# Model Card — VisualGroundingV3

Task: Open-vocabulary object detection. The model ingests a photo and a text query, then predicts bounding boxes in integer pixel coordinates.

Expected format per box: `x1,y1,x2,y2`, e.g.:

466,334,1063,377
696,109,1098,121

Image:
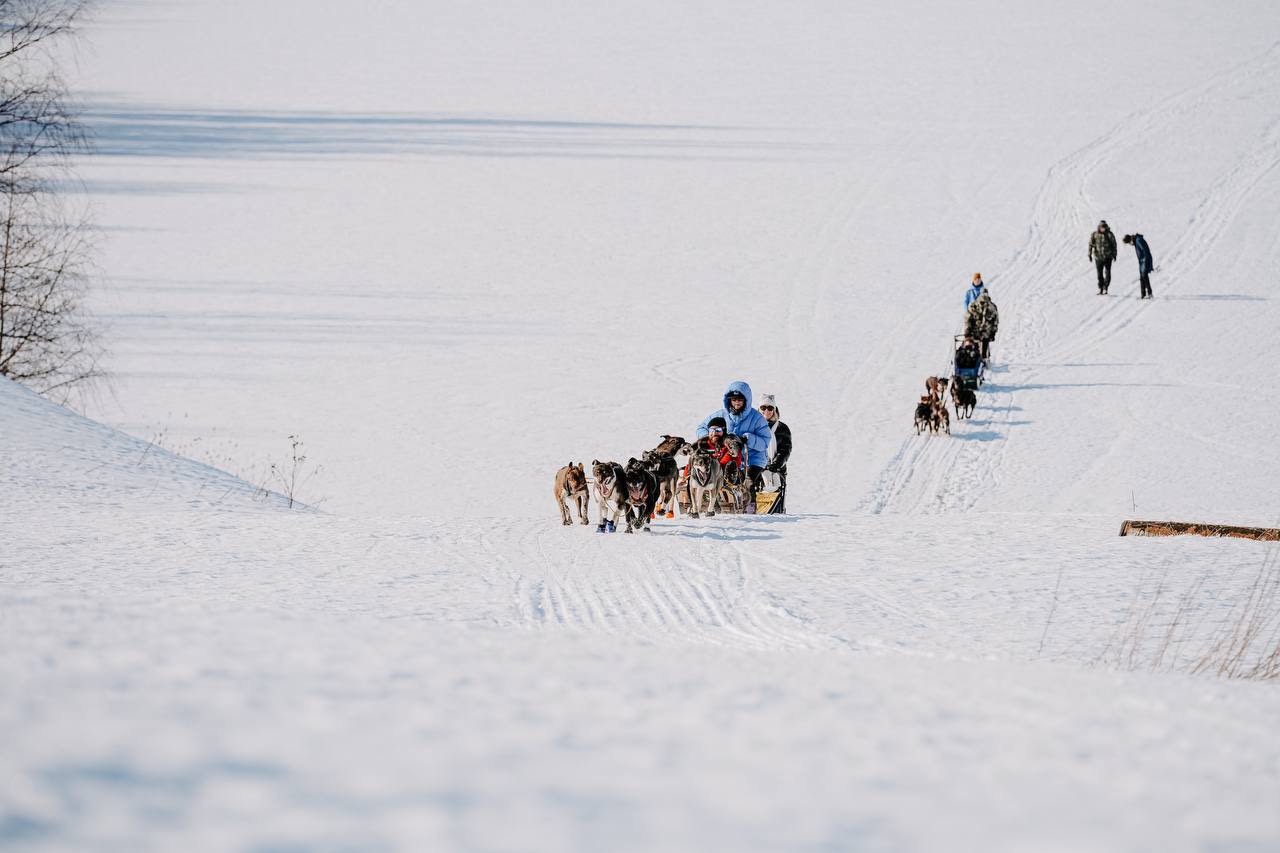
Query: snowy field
4,0,1280,849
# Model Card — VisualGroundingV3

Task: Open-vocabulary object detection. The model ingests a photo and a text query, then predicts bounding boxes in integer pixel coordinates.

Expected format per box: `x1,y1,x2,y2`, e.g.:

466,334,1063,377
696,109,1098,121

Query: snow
3,0,1280,849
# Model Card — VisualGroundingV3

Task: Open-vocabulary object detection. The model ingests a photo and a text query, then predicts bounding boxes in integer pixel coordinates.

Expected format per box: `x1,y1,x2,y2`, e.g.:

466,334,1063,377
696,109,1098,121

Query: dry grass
1096,544,1280,680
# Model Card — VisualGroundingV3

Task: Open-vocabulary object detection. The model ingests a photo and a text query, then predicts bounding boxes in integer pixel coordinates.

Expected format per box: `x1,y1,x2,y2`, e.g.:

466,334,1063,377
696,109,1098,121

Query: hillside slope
1,377,275,512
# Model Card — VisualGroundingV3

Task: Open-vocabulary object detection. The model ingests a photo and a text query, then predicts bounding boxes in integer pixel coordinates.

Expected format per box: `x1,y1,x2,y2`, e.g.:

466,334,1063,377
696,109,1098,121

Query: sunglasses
760,405,775,411
709,427,725,435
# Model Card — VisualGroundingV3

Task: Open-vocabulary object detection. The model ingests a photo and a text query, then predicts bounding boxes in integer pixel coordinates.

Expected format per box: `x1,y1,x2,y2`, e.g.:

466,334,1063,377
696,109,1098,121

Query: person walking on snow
964,273,986,310
1123,233,1155,299
696,381,773,501
758,394,791,514
1088,220,1118,294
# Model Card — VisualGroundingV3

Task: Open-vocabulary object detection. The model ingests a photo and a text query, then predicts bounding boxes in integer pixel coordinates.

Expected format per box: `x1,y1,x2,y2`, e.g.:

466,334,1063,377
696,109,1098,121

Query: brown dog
925,376,949,403
554,462,590,526
931,398,950,435
650,434,686,458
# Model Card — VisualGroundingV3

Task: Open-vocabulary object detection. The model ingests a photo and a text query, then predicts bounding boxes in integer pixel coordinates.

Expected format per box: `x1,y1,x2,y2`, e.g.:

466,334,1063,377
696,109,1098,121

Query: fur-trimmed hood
697,380,774,468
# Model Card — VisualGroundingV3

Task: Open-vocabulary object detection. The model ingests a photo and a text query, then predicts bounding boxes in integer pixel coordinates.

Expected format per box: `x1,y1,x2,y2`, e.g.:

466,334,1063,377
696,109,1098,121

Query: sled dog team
554,437,729,533
914,226,1155,434
913,274,999,435
555,382,791,531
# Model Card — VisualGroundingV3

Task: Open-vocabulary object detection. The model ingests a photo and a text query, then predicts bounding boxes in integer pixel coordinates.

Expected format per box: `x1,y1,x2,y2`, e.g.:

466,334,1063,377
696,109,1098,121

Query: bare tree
0,0,99,401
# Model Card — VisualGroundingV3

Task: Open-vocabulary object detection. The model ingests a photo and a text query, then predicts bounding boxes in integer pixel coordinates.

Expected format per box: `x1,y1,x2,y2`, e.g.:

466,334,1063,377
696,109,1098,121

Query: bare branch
0,0,99,400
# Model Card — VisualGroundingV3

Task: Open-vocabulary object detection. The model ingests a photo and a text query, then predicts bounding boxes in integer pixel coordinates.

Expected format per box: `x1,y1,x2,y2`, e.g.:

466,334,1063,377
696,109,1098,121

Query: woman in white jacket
758,394,791,513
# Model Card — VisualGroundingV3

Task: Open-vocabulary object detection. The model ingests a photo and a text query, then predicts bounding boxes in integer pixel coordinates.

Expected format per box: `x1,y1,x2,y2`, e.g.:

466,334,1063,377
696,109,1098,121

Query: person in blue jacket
696,380,774,496
1122,233,1154,299
964,273,986,310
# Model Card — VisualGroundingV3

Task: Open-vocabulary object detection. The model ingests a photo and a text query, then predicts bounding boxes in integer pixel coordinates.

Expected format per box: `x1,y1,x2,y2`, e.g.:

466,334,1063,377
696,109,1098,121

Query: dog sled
952,334,984,392
675,463,785,515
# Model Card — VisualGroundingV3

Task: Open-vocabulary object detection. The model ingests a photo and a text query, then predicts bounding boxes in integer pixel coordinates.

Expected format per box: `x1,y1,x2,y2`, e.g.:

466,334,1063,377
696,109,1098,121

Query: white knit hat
759,393,779,414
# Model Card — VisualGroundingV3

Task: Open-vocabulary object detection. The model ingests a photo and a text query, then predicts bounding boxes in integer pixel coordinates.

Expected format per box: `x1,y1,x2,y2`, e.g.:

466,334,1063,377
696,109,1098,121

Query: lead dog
951,381,976,419
686,443,724,518
915,395,934,434
931,398,951,435
925,376,949,402
624,458,659,532
554,462,590,526
591,460,630,533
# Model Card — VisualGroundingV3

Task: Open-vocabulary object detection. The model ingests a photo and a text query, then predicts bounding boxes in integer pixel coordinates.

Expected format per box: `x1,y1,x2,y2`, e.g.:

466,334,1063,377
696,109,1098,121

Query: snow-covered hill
3,1,1279,849
6,376,1280,850
1,376,273,512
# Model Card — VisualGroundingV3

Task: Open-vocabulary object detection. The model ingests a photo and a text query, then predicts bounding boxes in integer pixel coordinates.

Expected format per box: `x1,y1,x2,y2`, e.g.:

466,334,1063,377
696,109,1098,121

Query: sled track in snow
501,521,840,651
862,44,1280,515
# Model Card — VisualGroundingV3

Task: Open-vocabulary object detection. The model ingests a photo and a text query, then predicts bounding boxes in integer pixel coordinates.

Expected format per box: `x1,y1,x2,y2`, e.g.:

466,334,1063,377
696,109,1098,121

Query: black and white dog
591,460,630,533
624,458,659,533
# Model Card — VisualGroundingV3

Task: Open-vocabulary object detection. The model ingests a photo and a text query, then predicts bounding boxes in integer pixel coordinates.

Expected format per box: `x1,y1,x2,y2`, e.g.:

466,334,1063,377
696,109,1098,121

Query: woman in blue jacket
964,273,987,310
696,380,774,494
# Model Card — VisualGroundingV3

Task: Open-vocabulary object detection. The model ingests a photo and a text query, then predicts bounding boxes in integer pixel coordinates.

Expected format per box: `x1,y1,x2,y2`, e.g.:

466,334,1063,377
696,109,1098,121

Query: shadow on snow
81,104,848,169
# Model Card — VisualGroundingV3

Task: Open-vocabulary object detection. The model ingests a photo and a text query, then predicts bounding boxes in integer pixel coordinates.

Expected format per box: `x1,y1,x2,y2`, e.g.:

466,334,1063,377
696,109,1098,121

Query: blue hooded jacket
1132,234,1154,274
696,380,774,468
964,281,986,310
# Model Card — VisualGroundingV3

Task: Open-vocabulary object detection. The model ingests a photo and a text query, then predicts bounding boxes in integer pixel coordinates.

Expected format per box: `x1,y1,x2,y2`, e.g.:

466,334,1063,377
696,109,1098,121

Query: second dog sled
952,334,984,392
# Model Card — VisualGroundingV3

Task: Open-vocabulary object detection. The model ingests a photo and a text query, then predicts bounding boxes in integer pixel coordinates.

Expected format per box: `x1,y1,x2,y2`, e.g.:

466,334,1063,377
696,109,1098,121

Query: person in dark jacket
1123,233,1155,299
758,394,791,513
1088,220,1118,294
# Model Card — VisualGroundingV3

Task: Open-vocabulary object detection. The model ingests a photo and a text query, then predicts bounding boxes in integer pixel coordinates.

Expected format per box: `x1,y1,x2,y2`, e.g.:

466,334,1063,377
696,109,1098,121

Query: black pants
1095,258,1112,292
1140,270,1152,298
979,338,991,359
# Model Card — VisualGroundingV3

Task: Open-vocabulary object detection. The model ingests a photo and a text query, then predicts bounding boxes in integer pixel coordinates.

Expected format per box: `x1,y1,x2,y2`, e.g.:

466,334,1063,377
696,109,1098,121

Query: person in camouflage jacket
1088,220,1118,294
965,291,1000,358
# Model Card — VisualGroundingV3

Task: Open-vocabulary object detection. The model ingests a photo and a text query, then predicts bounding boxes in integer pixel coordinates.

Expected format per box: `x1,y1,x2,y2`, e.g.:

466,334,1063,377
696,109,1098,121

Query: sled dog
642,449,680,519
915,396,934,435
931,398,951,435
649,434,687,459
554,462,590,526
950,382,976,419
624,458,659,532
591,460,630,533
686,444,724,518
